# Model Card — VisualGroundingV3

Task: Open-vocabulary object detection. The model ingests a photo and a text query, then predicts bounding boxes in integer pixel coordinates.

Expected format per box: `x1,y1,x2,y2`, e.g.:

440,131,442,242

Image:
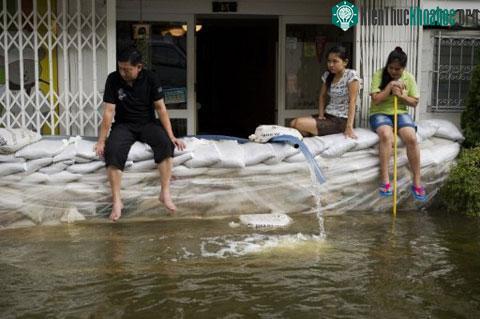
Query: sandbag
240,143,276,166
67,161,105,174
15,139,67,159
0,128,41,154
0,154,25,163
319,133,357,158
430,119,464,142
212,140,245,168
184,141,221,168
25,157,53,174
416,120,439,142
47,171,82,184
0,162,26,176
127,142,153,162
353,128,379,150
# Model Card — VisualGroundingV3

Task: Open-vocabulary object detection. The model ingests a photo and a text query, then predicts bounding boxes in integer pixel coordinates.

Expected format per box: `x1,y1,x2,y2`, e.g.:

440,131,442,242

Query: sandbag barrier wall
0,119,464,229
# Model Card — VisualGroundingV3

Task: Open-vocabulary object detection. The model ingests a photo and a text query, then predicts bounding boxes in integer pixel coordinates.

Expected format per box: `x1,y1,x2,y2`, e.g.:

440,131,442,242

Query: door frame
277,15,333,126
144,14,196,135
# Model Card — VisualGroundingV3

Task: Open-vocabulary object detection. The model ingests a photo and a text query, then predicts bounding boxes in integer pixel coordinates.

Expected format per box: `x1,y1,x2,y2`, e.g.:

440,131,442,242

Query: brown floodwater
0,210,479,318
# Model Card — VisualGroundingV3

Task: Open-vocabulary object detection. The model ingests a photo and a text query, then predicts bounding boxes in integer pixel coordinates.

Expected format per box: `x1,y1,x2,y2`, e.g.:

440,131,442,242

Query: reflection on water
1,211,480,318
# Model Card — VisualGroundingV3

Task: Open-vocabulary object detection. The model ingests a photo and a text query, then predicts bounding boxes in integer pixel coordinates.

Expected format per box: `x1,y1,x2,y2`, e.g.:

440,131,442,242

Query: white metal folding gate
0,0,111,136
355,0,421,127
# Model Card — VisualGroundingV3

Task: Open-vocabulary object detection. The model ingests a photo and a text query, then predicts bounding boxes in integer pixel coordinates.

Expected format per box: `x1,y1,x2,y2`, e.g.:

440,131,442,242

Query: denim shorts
369,113,416,132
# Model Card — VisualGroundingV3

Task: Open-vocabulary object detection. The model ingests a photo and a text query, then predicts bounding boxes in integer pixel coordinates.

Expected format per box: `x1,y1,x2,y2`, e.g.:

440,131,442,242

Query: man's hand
171,137,186,151
318,115,326,120
95,141,105,157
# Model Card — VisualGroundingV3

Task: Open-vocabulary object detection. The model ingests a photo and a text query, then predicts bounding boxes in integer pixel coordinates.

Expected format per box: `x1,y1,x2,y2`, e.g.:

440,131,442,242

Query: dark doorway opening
196,17,278,137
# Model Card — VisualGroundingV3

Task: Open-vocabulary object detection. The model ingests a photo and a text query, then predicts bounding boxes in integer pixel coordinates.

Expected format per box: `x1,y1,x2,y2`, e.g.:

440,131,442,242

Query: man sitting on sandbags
95,47,185,221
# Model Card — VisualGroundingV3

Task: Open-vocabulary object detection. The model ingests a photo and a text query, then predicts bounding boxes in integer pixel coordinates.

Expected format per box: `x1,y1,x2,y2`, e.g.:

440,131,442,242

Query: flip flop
379,183,393,197
411,185,427,202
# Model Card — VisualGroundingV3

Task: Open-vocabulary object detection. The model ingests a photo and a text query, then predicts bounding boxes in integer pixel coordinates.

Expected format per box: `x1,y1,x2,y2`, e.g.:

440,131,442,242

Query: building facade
0,0,479,137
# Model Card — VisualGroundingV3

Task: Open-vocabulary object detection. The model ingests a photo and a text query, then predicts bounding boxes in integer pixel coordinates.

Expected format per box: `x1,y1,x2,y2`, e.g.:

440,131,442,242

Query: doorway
196,17,278,137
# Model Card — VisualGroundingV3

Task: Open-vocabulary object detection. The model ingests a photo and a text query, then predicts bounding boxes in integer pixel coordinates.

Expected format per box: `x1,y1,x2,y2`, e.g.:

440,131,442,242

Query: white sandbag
128,159,157,172
430,142,461,165
21,172,49,184
25,157,53,174
420,149,435,167
74,156,94,164
264,143,300,165
0,128,41,154
127,142,153,161
15,139,67,159
67,161,105,174
430,119,464,142
284,152,306,163
75,139,98,159
0,162,26,176
0,154,25,163
212,140,245,168
47,171,82,184
248,125,303,143
39,162,69,174
184,141,221,168
173,137,202,156
416,120,439,142
241,142,276,166
303,137,327,155
319,133,357,158
353,128,379,150
173,152,193,166
53,143,77,162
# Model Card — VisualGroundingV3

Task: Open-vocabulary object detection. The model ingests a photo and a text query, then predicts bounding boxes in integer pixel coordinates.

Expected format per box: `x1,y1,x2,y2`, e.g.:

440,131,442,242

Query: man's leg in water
158,157,176,211
107,166,123,221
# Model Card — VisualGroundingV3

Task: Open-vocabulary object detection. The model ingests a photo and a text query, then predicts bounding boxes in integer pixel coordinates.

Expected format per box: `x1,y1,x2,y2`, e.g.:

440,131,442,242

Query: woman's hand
171,137,186,151
344,126,357,139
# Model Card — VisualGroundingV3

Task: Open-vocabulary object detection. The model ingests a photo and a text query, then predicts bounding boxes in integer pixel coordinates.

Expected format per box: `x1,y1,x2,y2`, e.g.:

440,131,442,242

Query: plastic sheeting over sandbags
0,120,464,230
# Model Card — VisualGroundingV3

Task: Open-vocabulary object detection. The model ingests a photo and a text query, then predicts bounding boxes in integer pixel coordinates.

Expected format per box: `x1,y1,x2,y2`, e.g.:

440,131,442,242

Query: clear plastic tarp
0,119,464,229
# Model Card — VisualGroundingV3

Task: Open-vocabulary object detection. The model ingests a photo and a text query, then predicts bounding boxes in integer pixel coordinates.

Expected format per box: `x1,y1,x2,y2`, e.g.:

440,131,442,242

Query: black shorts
104,120,174,170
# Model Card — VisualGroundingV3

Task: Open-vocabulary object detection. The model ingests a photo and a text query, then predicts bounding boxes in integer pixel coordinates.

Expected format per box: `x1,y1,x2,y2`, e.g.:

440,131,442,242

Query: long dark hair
325,46,349,90
379,46,407,90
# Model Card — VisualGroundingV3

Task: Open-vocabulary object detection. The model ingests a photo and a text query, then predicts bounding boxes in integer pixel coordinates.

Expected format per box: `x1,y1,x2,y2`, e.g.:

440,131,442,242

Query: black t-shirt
103,69,165,124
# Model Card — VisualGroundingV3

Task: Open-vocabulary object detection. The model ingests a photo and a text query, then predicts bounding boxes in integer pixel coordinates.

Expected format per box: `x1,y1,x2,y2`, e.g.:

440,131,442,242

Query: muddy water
1,211,479,318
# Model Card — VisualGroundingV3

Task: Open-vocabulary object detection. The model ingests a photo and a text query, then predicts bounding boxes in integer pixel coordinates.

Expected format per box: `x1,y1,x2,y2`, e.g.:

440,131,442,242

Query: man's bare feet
159,191,177,212
109,202,123,221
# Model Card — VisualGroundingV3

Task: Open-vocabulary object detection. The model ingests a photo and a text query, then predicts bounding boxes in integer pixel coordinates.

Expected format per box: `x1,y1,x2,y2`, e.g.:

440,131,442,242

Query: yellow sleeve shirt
369,69,419,115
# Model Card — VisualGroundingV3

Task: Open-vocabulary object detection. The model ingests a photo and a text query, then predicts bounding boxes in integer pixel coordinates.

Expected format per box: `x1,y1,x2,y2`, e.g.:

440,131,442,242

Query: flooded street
1,211,479,318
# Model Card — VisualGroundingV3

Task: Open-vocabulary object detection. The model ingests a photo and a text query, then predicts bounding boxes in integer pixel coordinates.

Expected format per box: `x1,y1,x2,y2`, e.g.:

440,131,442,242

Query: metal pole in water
393,96,398,217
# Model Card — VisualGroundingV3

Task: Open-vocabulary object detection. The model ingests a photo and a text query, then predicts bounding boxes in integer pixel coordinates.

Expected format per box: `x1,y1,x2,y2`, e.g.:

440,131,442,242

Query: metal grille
431,31,480,112
355,0,421,127
0,0,108,136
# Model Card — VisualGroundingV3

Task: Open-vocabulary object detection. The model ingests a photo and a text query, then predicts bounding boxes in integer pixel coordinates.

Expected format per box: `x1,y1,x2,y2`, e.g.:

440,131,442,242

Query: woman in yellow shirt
369,47,426,201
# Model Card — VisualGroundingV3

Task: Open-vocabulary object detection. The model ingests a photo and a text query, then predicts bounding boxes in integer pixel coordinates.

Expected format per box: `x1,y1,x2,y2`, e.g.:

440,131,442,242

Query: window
431,31,480,112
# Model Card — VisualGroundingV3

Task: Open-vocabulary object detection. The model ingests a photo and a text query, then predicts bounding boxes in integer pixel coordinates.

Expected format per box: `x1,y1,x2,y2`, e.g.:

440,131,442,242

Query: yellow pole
393,96,398,217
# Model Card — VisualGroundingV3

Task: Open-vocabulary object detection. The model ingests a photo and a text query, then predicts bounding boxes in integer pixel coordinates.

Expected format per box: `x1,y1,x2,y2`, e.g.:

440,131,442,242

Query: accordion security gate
0,0,111,136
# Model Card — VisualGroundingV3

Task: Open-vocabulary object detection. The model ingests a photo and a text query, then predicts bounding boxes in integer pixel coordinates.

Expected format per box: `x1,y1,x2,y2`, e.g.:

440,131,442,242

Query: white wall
117,0,337,21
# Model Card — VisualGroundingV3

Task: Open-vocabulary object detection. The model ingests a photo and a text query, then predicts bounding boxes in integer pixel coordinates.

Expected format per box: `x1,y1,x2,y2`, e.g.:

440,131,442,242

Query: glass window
117,21,187,110
285,24,353,110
